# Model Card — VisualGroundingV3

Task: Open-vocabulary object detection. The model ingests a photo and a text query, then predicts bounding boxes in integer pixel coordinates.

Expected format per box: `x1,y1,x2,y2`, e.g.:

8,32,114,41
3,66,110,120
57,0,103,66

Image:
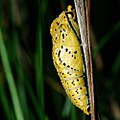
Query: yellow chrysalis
50,5,89,115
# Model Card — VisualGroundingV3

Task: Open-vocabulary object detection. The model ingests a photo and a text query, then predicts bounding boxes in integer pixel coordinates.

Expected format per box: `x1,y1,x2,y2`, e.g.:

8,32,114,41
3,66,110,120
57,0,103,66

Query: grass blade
0,29,24,120
93,21,120,58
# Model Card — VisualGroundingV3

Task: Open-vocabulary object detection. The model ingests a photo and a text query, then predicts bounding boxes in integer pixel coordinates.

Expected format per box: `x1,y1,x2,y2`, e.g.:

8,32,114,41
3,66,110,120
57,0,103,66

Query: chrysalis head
66,5,76,19
50,5,80,47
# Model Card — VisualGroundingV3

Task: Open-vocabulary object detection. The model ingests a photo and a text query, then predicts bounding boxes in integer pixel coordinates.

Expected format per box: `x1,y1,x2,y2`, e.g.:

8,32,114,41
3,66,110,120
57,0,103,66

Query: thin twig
74,0,95,119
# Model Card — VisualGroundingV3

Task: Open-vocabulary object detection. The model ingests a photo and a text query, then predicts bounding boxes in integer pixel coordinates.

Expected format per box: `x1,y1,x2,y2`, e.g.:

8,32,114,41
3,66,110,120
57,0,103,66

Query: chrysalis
50,5,89,115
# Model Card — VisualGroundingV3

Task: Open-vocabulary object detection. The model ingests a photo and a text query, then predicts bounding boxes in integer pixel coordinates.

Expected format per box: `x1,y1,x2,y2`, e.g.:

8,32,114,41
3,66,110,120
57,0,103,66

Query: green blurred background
0,0,120,120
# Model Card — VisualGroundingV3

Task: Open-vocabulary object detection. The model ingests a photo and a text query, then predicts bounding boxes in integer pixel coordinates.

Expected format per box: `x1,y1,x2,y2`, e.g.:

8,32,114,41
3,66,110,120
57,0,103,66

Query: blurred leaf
0,28,24,120
93,21,120,59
